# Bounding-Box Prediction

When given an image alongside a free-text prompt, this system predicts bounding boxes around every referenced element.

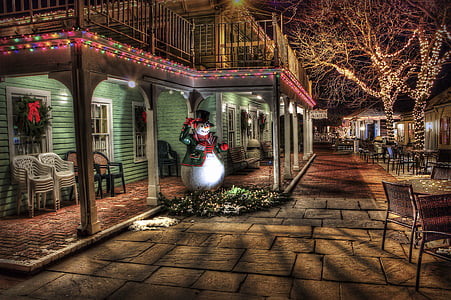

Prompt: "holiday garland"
[15,96,52,140]
[160,185,288,217]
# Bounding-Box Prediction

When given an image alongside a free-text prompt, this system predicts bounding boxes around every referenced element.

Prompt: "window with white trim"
[91,98,112,158]
[226,104,236,148]
[7,87,52,159]
[133,102,147,161]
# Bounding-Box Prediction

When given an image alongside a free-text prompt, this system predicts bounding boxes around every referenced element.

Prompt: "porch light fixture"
[128,80,136,88]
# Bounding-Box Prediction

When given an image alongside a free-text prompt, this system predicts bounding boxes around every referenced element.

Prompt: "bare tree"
[250,0,450,145]
[281,0,417,141]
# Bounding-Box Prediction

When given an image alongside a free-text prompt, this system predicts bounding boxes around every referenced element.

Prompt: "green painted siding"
[220,93,272,173]
[92,81,148,185]
[0,75,76,216]
[0,76,148,217]
[156,91,188,176]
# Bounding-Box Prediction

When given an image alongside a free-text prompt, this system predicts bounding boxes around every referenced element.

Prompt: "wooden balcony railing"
[0,0,193,65]
[0,1,309,85]
[195,18,276,69]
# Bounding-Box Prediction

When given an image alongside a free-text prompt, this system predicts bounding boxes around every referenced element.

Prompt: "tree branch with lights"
[252,0,450,146]
[286,0,417,141]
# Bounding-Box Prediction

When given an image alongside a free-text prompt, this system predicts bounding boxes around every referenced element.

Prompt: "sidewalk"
[1,145,450,299]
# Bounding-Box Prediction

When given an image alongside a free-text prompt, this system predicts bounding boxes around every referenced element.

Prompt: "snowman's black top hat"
[193,110,214,127]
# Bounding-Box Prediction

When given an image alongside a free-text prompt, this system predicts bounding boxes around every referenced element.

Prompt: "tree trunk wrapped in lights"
[383,100,396,143]
[407,25,450,150]
[413,99,427,150]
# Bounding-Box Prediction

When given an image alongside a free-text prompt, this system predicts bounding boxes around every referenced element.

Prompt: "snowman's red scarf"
[193,132,217,153]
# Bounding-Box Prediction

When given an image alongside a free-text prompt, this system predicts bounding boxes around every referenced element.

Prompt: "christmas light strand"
[0,30,316,108]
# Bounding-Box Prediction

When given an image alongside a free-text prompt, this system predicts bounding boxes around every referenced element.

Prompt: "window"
[226,104,236,148]
[133,102,147,161]
[7,87,52,159]
[91,98,112,158]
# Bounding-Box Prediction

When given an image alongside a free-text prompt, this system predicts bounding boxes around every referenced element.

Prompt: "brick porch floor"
[0,153,300,273]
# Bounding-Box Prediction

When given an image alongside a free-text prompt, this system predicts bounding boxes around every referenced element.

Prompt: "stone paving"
[1,145,451,299]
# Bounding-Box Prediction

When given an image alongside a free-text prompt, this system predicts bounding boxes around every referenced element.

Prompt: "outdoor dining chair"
[386,146,403,174]
[381,180,419,262]
[431,165,451,180]
[64,151,104,198]
[11,155,57,217]
[93,151,126,197]
[415,193,451,291]
[38,152,78,205]
[157,140,179,177]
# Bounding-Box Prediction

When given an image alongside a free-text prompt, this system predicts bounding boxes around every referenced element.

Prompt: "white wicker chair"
[11,155,57,217]
[38,152,78,205]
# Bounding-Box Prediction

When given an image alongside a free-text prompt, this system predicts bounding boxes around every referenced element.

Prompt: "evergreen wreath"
[15,96,52,140]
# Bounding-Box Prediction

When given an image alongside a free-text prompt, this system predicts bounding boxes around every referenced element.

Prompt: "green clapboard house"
[0,0,315,235]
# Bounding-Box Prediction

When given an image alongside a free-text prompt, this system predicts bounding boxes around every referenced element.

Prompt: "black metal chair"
[415,193,451,291]
[386,146,402,174]
[64,151,104,198]
[381,180,420,263]
[93,151,126,197]
[157,140,179,177]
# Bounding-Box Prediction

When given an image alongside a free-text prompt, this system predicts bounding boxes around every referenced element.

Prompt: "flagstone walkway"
[1,145,450,299]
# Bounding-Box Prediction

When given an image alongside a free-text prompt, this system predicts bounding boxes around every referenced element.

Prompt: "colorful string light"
[0,30,316,108]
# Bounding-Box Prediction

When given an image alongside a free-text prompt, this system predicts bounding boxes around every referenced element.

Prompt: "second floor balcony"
[0,0,309,87]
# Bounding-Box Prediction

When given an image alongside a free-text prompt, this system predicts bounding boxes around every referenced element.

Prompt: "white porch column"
[216,93,223,141]
[307,108,314,156]
[292,104,299,171]
[272,81,281,191]
[145,84,160,206]
[303,108,313,160]
[283,97,292,180]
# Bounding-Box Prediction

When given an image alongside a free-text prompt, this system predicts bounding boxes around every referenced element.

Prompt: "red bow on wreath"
[141,111,147,123]
[28,101,41,123]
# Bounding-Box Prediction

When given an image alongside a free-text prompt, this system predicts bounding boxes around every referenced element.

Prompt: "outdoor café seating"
[11,155,58,217]
[64,151,104,198]
[93,151,126,197]
[381,180,419,263]
[157,140,179,177]
[386,146,403,174]
[431,165,451,180]
[415,193,451,291]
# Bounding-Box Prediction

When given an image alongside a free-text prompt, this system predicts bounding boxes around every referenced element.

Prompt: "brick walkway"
[0,160,289,264]
[1,145,450,299]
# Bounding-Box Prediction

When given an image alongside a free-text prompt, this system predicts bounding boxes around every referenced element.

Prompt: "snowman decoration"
[179,110,229,191]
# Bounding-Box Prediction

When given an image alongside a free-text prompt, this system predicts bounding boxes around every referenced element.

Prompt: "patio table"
[398,178,451,195]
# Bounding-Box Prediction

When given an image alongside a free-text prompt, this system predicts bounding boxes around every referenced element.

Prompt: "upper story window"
[7,87,52,159]
[91,98,112,158]
[133,102,147,162]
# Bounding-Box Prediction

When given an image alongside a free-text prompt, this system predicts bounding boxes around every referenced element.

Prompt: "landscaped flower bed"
[160,185,289,217]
